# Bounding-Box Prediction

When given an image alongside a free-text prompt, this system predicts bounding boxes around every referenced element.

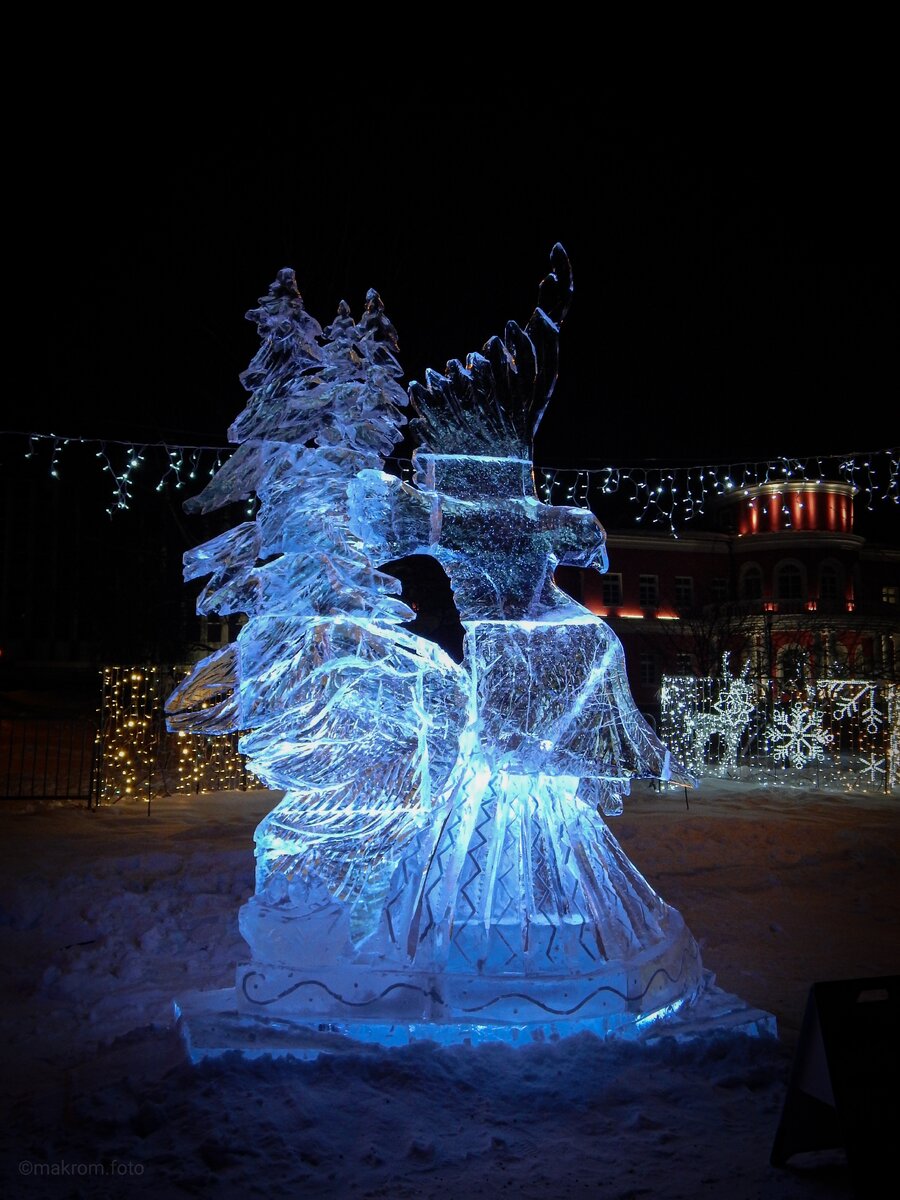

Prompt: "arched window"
[775,562,805,605]
[818,562,842,607]
[856,639,875,677]
[741,564,763,602]
[777,644,807,685]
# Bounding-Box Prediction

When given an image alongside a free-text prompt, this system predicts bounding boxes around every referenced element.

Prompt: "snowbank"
[1,782,896,1197]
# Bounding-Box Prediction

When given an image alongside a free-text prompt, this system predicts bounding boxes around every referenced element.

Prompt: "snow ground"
[0,781,896,1198]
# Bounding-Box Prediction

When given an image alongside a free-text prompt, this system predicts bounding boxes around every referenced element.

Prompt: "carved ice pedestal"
[235,762,704,1035]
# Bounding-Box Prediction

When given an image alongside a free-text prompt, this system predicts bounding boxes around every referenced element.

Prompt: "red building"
[557,481,900,719]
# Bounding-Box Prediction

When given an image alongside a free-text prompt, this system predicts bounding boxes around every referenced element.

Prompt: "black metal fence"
[0,715,100,802]
[1,663,256,803]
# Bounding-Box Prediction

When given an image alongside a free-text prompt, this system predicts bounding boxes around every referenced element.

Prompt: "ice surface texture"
[166,250,702,1030]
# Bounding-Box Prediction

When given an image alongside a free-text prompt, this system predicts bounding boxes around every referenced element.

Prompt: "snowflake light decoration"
[766,701,834,770]
[858,752,886,786]
[711,657,756,731]
[822,681,883,735]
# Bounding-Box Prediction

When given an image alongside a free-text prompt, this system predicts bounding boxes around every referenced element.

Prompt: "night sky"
[18,87,897,469]
[3,62,897,668]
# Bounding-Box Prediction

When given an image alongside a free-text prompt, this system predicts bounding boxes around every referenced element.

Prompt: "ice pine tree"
[169,249,705,1040]
[166,270,469,940]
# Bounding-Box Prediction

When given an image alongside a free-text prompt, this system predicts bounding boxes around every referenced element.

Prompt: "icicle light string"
[3,432,898,531]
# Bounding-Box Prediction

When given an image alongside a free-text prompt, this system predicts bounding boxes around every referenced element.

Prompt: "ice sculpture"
[167,248,704,1038]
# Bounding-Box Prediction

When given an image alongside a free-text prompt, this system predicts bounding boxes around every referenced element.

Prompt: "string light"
[4,432,898,532]
[6,433,230,515]
[97,665,258,802]
[95,663,897,803]
[660,666,898,793]
[533,449,899,532]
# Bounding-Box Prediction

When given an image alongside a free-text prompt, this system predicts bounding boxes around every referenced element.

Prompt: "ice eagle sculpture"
[166,247,704,1036]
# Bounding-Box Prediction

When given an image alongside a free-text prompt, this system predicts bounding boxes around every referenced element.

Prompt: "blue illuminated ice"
[166,249,703,1036]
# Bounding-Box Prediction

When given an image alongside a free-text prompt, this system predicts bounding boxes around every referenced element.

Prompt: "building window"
[639,575,659,608]
[602,574,623,606]
[203,615,223,644]
[827,642,850,678]
[778,645,807,685]
[877,634,895,674]
[674,576,694,609]
[709,577,728,603]
[883,586,898,605]
[819,564,840,604]
[639,653,658,686]
[741,565,763,602]
[857,639,875,676]
[674,652,693,675]
[775,562,804,603]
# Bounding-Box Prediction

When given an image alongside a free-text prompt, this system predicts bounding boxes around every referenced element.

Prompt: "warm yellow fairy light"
[97,663,258,801]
